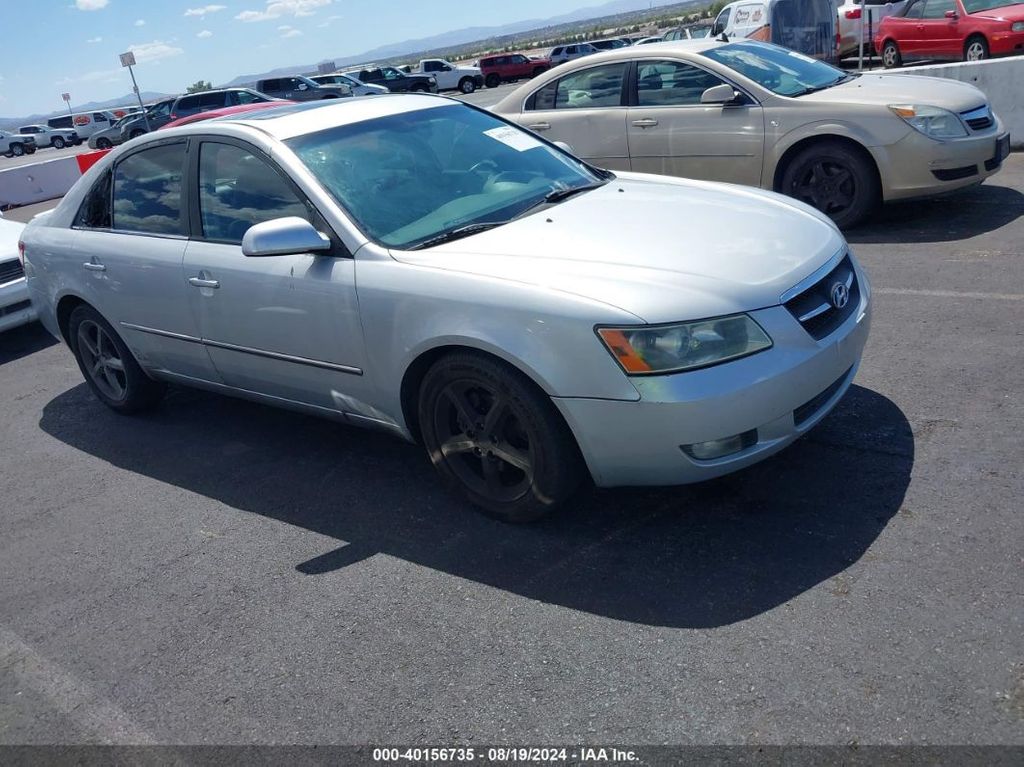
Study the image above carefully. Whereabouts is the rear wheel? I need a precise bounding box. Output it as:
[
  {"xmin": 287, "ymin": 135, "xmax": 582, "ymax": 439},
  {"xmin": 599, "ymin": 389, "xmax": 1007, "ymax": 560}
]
[
  {"xmin": 780, "ymin": 141, "xmax": 879, "ymax": 229},
  {"xmin": 68, "ymin": 305, "xmax": 166, "ymax": 414},
  {"xmin": 459, "ymin": 77, "xmax": 476, "ymax": 94},
  {"xmin": 882, "ymin": 40, "xmax": 902, "ymax": 68},
  {"xmin": 964, "ymin": 35, "xmax": 988, "ymax": 61},
  {"xmin": 485, "ymin": 73, "xmax": 501, "ymax": 89},
  {"xmin": 418, "ymin": 352, "xmax": 583, "ymax": 522},
  {"xmin": 10, "ymin": 143, "xmax": 24, "ymax": 156},
  {"xmin": 129, "ymin": 129, "xmax": 145, "ymax": 139},
  {"xmin": 52, "ymin": 136, "xmax": 66, "ymax": 149}
]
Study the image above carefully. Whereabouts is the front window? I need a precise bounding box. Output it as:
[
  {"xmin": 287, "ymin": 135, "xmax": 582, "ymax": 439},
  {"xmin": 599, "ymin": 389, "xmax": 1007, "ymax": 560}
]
[
  {"xmin": 636, "ymin": 61, "xmax": 728, "ymax": 106},
  {"xmin": 382, "ymin": 67, "xmax": 406, "ymax": 80},
  {"xmin": 286, "ymin": 104, "xmax": 605, "ymax": 250},
  {"xmin": 701, "ymin": 41, "xmax": 852, "ymax": 97},
  {"xmin": 922, "ymin": 0, "xmax": 956, "ymax": 17},
  {"xmin": 532, "ymin": 63, "xmax": 627, "ymax": 110}
]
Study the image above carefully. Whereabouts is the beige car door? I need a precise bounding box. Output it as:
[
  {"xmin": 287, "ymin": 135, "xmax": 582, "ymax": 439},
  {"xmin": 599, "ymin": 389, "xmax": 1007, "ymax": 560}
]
[
  {"xmin": 626, "ymin": 58, "xmax": 765, "ymax": 186},
  {"xmin": 514, "ymin": 62, "xmax": 631, "ymax": 172}
]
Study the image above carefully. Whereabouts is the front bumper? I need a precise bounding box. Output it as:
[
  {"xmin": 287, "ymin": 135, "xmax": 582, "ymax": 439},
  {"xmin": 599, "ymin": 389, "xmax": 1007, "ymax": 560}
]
[
  {"xmin": 872, "ymin": 118, "xmax": 1010, "ymax": 201},
  {"xmin": 0, "ymin": 277, "xmax": 37, "ymax": 333},
  {"xmin": 553, "ymin": 261, "xmax": 872, "ymax": 487}
]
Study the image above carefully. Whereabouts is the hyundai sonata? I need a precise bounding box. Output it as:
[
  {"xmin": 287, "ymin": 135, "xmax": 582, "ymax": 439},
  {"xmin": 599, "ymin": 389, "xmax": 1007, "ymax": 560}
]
[{"xmin": 22, "ymin": 96, "xmax": 870, "ymax": 521}]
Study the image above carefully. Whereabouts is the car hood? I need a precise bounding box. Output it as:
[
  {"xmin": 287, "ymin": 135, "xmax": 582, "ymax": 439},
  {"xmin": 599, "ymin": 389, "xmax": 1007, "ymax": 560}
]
[
  {"xmin": 0, "ymin": 217, "xmax": 25, "ymax": 260},
  {"xmin": 392, "ymin": 174, "xmax": 845, "ymax": 323},
  {"xmin": 801, "ymin": 73, "xmax": 988, "ymax": 112}
]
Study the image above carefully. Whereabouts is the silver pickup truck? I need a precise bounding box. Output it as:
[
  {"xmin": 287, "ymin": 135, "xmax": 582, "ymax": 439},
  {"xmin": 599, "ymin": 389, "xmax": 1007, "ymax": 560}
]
[{"xmin": 0, "ymin": 129, "xmax": 37, "ymax": 158}]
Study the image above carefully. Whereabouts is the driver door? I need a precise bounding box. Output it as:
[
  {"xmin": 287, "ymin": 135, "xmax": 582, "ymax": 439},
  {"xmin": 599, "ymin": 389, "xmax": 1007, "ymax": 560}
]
[
  {"xmin": 182, "ymin": 138, "xmax": 370, "ymax": 411},
  {"xmin": 626, "ymin": 59, "xmax": 764, "ymax": 185}
]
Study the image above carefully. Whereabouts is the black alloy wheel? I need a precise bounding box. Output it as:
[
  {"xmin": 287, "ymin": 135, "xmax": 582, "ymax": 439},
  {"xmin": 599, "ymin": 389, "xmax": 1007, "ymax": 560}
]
[
  {"xmin": 781, "ymin": 141, "xmax": 878, "ymax": 229},
  {"xmin": 418, "ymin": 352, "xmax": 583, "ymax": 522}
]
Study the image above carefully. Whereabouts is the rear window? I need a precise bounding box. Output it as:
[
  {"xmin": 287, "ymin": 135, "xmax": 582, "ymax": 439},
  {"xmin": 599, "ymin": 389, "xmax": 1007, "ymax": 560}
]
[{"xmin": 48, "ymin": 116, "xmax": 73, "ymax": 129}]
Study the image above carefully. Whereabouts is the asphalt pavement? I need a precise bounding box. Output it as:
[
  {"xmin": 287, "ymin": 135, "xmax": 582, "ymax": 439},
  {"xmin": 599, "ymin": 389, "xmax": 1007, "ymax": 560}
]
[
  {"xmin": 0, "ymin": 157, "xmax": 1022, "ymax": 746},
  {"xmin": 0, "ymin": 142, "xmax": 97, "ymax": 170}
]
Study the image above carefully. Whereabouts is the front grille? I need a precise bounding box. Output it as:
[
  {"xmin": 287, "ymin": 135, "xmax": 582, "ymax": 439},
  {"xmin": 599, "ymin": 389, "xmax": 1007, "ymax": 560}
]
[
  {"xmin": 961, "ymin": 105, "xmax": 993, "ymax": 131},
  {"xmin": 794, "ymin": 367, "xmax": 852, "ymax": 427},
  {"xmin": 0, "ymin": 258, "xmax": 25, "ymax": 285},
  {"xmin": 783, "ymin": 255, "xmax": 859, "ymax": 340}
]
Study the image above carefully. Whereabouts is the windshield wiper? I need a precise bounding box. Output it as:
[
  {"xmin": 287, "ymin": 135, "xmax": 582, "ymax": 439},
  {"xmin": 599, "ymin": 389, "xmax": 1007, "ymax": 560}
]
[
  {"xmin": 792, "ymin": 74, "xmax": 857, "ymax": 97},
  {"xmin": 409, "ymin": 222, "xmax": 503, "ymax": 250},
  {"xmin": 513, "ymin": 181, "xmax": 608, "ymax": 220}
]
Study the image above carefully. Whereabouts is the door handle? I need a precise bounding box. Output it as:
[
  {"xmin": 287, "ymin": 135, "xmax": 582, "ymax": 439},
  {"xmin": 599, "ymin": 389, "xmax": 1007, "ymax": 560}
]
[
  {"xmin": 188, "ymin": 276, "xmax": 220, "ymax": 289},
  {"xmin": 526, "ymin": 122, "xmax": 551, "ymax": 131},
  {"xmin": 632, "ymin": 118, "xmax": 659, "ymax": 128},
  {"xmin": 83, "ymin": 262, "xmax": 106, "ymax": 272}
]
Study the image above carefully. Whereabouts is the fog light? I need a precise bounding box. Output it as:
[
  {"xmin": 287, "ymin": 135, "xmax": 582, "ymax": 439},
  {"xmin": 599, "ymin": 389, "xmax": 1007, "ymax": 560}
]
[{"xmin": 682, "ymin": 430, "xmax": 757, "ymax": 461}]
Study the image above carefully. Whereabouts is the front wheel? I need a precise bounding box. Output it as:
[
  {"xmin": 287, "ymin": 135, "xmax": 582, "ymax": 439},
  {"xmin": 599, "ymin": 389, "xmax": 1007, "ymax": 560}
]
[
  {"xmin": 95, "ymin": 137, "xmax": 112, "ymax": 150},
  {"xmin": 882, "ymin": 40, "xmax": 902, "ymax": 68},
  {"xmin": 418, "ymin": 352, "xmax": 584, "ymax": 522},
  {"xmin": 52, "ymin": 136, "xmax": 66, "ymax": 149},
  {"xmin": 129, "ymin": 129, "xmax": 145, "ymax": 139},
  {"xmin": 459, "ymin": 77, "xmax": 476, "ymax": 94},
  {"xmin": 68, "ymin": 305, "xmax": 166, "ymax": 414},
  {"xmin": 780, "ymin": 141, "xmax": 879, "ymax": 229},
  {"xmin": 964, "ymin": 35, "xmax": 988, "ymax": 61},
  {"xmin": 10, "ymin": 143, "xmax": 25, "ymax": 156}
]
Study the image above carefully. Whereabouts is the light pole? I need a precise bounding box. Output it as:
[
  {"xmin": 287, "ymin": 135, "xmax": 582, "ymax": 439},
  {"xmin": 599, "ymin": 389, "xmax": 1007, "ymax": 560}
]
[
  {"xmin": 119, "ymin": 51, "xmax": 151, "ymax": 132},
  {"xmin": 61, "ymin": 92, "xmax": 73, "ymax": 122}
]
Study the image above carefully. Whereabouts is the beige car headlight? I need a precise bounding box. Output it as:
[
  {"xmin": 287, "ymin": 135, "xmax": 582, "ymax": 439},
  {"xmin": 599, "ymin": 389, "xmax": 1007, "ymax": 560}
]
[
  {"xmin": 597, "ymin": 315, "xmax": 772, "ymax": 375},
  {"xmin": 889, "ymin": 104, "xmax": 968, "ymax": 139}
]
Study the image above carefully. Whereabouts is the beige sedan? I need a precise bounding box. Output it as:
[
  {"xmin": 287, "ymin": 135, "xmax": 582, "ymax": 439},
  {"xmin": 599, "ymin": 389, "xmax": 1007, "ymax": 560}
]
[{"xmin": 492, "ymin": 39, "xmax": 1010, "ymax": 227}]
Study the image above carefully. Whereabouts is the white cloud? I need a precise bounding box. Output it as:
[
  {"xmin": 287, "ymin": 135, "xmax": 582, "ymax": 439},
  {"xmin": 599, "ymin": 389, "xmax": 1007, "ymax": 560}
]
[
  {"xmin": 128, "ymin": 40, "xmax": 185, "ymax": 63},
  {"xmin": 317, "ymin": 13, "xmax": 341, "ymax": 27},
  {"xmin": 197, "ymin": 29, "xmax": 213, "ymax": 38},
  {"xmin": 184, "ymin": 4, "xmax": 226, "ymax": 16},
  {"xmin": 278, "ymin": 24, "xmax": 302, "ymax": 37},
  {"xmin": 236, "ymin": 0, "xmax": 331, "ymax": 23},
  {"xmin": 57, "ymin": 68, "xmax": 121, "ymax": 85},
  {"xmin": 86, "ymin": 36, "xmax": 103, "ymax": 43},
  {"xmin": 135, "ymin": 19, "xmax": 145, "ymax": 26},
  {"xmin": 75, "ymin": 0, "xmax": 109, "ymax": 10}
]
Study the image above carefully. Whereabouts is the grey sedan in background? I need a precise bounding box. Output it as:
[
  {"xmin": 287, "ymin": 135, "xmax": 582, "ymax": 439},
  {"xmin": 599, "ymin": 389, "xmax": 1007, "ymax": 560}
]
[{"xmin": 22, "ymin": 96, "xmax": 869, "ymax": 521}]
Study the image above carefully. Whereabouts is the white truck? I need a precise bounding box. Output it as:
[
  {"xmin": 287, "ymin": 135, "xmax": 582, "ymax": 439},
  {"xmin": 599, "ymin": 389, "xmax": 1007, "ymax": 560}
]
[
  {"xmin": 410, "ymin": 59, "xmax": 484, "ymax": 94},
  {"xmin": 0, "ymin": 129, "xmax": 37, "ymax": 158},
  {"xmin": 17, "ymin": 124, "xmax": 82, "ymax": 149}
]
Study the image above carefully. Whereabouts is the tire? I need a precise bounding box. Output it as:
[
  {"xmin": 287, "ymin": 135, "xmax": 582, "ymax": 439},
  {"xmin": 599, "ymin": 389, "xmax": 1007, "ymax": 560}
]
[
  {"xmin": 532, "ymin": 66, "xmax": 548, "ymax": 77},
  {"xmin": 320, "ymin": 94, "xmax": 340, "ymax": 99},
  {"xmin": 96, "ymin": 137, "xmax": 112, "ymax": 150},
  {"xmin": 964, "ymin": 35, "xmax": 988, "ymax": 62},
  {"xmin": 882, "ymin": 40, "xmax": 902, "ymax": 68},
  {"xmin": 68, "ymin": 305, "xmax": 166, "ymax": 414},
  {"xmin": 10, "ymin": 142, "xmax": 24, "ymax": 157},
  {"xmin": 418, "ymin": 352, "xmax": 584, "ymax": 522},
  {"xmin": 129, "ymin": 129, "xmax": 145, "ymax": 139},
  {"xmin": 52, "ymin": 136, "xmax": 66, "ymax": 149},
  {"xmin": 779, "ymin": 140, "xmax": 879, "ymax": 229},
  {"xmin": 25, "ymin": 146, "xmax": 36, "ymax": 154},
  {"xmin": 412, "ymin": 84, "xmax": 429, "ymax": 92},
  {"xmin": 459, "ymin": 77, "xmax": 476, "ymax": 94},
  {"xmin": 485, "ymin": 73, "xmax": 501, "ymax": 89}
]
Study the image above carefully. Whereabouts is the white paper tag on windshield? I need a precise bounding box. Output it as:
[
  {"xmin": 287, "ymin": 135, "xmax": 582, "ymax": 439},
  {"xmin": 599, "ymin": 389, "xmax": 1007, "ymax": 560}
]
[{"xmin": 484, "ymin": 125, "xmax": 543, "ymax": 152}]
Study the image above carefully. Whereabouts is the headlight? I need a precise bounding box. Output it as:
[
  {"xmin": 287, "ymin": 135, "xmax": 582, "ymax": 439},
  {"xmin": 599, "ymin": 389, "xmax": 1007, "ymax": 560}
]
[
  {"xmin": 597, "ymin": 314, "xmax": 772, "ymax": 375},
  {"xmin": 1012, "ymin": 21, "xmax": 1024, "ymax": 31},
  {"xmin": 889, "ymin": 104, "xmax": 968, "ymax": 139}
]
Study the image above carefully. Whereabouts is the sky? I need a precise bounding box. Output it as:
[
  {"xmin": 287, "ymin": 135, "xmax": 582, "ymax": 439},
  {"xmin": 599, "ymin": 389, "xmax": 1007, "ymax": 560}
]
[{"xmin": 0, "ymin": 0, "xmax": 613, "ymax": 117}]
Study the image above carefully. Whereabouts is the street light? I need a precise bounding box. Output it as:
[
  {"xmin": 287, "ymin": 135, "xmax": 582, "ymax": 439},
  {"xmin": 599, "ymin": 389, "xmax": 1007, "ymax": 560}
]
[{"xmin": 119, "ymin": 50, "xmax": 151, "ymax": 132}]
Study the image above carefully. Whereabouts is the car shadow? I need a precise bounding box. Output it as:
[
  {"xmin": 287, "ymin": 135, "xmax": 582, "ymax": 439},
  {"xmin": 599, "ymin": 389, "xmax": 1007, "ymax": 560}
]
[
  {"xmin": 39, "ymin": 382, "xmax": 913, "ymax": 628},
  {"xmin": 847, "ymin": 180, "xmax": 1023, "ymax": 245},
  {"xmin": 0, "ymin": 322, "xmax": 58, "ymax": 365}
]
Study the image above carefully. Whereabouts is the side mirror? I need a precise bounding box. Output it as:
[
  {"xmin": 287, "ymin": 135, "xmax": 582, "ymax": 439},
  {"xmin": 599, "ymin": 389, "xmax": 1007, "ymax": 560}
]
[
  {"xmin": 241, "ymin": 217, "xmax": 332, "ymax": 257},
  {"xmin": 944, "ymin": 9, "xmax": 958, "ymax": 17},
  {"xmin": 298, "ymin": 83, "xmax": 308, "ymax": 91},
  {"xmin": 701, "ymin": 83, "xmax": 741, "ymax": 105},
  {"xmin": 553, "ymin": 140, "xmax": 575, "ymax": 154}
]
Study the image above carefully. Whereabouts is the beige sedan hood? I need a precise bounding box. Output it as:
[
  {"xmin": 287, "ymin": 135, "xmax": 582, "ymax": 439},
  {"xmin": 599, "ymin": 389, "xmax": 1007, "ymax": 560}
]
[{"xmin": 800, "ymin": 74, "xmax": 987, "ymax": 112}]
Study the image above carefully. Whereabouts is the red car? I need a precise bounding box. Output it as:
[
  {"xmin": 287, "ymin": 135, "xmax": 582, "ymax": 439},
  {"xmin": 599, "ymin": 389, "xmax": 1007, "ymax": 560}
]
[
  {"xmin": 478, "ymin": 53, "xmax": 551, "ymax": 89},
  {"xmin": 876, "ymin": 0, "xmax": 1024, "ymax": 67},
  {"xmin": 159, "ymin": 101, "xmax": 294, "ymax": 130}
]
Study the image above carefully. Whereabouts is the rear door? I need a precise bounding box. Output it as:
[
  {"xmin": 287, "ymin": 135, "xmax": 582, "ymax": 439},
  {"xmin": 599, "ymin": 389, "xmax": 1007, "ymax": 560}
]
[
  {"xmin": 515, "ymin": 61, "xmax": 631, "ymax": 171},
  {"xmin": 626, "ymin": 58, "xmax": 764, "ymax": 185}
]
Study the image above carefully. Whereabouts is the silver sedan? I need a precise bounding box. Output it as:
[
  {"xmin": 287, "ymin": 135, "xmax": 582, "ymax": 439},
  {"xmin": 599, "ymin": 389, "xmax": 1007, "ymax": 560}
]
[{"xmin": 22, "ymin": 95, "xmax": 870, "ymax": 521}]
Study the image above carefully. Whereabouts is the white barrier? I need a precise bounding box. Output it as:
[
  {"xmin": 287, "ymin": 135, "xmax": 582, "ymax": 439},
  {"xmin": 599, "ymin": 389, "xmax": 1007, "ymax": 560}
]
[
  {"xmin": 0, "ymin": 155, "xmax": 82, "ymax": 208},
  {"xmin": 888, "ymin": 58, "xmax": 1024, "ymax": 149}
]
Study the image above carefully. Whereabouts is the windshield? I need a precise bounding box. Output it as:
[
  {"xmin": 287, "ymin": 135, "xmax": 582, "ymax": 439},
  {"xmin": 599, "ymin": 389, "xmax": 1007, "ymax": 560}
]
[
  {"xmin": 962, "ymin": 0, "xmax": 1020, "ymax": 10},
  {"xmin": 701, "ymin": 41, "xmax": 851, "ymax": 97},
  {"xmin": 287, "ymin": 103, "xmax": 604, "ymax": 250}
]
